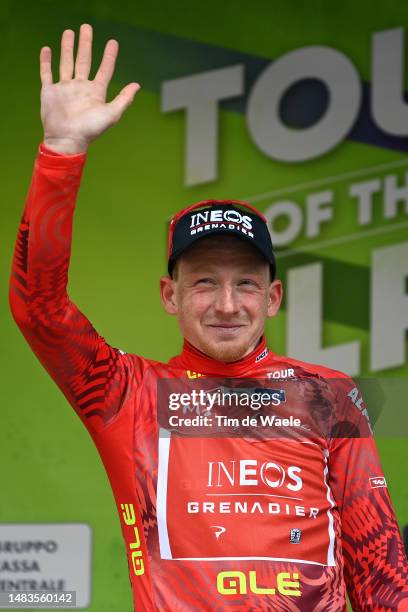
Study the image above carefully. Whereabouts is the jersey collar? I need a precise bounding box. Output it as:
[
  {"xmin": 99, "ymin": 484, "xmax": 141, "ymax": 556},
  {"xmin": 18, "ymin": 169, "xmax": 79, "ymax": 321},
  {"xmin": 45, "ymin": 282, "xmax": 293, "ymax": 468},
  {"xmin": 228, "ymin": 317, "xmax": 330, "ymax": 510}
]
[{"xmin": 168, "ymin": 334, "xmax": 272, "ymax": 377}]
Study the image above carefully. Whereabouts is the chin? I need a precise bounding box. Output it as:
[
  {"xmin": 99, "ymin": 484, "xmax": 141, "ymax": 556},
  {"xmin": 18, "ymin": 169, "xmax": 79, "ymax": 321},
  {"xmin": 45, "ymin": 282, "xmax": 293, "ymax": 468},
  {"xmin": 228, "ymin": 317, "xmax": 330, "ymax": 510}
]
[{"xmin": 198, "ymin": 338, "xmax": 250, "ymax": 363}]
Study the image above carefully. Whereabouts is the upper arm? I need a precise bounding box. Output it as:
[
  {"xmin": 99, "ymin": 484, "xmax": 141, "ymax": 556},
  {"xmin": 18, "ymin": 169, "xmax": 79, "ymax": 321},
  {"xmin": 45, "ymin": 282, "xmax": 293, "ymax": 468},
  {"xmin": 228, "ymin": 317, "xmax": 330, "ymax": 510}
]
[{"xmin": 9, "ymin": 145, "xmax": 146, "ymax": 434}]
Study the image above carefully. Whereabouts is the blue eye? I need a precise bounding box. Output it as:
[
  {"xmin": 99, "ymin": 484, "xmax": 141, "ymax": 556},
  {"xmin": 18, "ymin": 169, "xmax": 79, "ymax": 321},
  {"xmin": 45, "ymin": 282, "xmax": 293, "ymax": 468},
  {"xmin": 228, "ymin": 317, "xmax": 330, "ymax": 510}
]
[{"xmin": 196, "ymin": 278, "xmax": 213, "ymax": 284}]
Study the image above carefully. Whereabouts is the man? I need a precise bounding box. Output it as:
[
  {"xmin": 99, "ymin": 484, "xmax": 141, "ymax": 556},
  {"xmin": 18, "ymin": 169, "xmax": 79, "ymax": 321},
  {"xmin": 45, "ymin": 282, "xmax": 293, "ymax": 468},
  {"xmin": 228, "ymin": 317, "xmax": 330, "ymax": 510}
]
[{"xmin": 9, "ymin": 24, "xmax": 408, "ymax": 611}]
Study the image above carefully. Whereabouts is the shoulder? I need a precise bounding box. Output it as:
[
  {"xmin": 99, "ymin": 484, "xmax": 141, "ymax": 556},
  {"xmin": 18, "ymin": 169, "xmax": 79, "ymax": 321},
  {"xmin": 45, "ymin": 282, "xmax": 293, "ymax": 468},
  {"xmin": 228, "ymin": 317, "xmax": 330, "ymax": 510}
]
[
  {"xmin": 119, "ymin": 350, "xmax": 187, "ymax": 379},
  {"xmin": 269, "ymin": 352, "xmax": 351, "ymax": 381}
]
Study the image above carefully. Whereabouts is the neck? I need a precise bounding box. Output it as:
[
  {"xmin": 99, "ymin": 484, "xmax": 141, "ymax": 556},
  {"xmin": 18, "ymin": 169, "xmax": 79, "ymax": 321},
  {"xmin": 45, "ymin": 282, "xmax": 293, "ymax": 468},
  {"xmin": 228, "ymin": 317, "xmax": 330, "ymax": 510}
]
[
  {"xmin": 168, "ymin": 334, "xmax": 271, "ymax": 377},
  {"xmin": 185, "ymin": 336, "xmax": 263, "ymax": 363}
]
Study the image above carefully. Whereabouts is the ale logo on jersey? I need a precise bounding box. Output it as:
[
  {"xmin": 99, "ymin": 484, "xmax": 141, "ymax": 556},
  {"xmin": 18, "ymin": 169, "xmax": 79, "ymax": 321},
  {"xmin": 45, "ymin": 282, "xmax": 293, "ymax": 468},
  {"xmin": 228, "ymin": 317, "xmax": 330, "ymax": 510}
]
[
  {"xmin": 190, "ymin": 209, "xmax": 254, "ymax": 237},
  {"xmin": 216, "ymin": 570, "xmax": 301, "ymax": 597}
]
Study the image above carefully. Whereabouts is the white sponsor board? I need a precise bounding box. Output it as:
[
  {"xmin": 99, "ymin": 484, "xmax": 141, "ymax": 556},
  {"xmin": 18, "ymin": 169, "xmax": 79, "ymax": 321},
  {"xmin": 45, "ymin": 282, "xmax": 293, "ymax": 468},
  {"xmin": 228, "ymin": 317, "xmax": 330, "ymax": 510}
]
[{"xmin": 0, "ymin": 524, "xmax": 91, "ymax": 608}]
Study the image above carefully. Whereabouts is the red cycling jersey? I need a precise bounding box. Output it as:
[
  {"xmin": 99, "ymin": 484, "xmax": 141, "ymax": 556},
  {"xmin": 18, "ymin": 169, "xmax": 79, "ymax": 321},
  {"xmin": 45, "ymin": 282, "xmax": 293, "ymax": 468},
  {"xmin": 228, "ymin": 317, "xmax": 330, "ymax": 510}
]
[{"xmin": 9, "ymin": 144, "xmax": 408, "ymax": 611}]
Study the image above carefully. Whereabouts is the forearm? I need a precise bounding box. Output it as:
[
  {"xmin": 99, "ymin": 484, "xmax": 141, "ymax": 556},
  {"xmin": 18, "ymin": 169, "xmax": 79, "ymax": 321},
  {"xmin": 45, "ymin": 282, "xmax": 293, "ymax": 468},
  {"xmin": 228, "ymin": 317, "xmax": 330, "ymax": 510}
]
[
  {"xmin": 330, "ymin": 435, "xmax": 408, "ymax": 610},
  {"xmin": 9, "ymin": 143, "xmax": 86, "ymax": 328}
]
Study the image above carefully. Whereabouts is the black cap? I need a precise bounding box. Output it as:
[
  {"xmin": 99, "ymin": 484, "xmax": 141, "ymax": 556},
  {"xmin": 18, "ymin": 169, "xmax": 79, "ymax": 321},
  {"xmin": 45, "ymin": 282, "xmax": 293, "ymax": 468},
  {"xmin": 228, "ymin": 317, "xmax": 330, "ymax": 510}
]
[{"xmin": 167, "ymin": 200, "xmax": 276, "ymax": 279}]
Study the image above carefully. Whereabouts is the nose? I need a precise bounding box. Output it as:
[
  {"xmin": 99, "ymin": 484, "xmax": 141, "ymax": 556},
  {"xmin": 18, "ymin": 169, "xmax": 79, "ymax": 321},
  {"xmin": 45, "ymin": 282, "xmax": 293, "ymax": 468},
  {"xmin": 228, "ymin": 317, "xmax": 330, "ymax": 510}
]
[{"xmin": 214, "ymin": 284, "xmax": 240, "ymax": 316}]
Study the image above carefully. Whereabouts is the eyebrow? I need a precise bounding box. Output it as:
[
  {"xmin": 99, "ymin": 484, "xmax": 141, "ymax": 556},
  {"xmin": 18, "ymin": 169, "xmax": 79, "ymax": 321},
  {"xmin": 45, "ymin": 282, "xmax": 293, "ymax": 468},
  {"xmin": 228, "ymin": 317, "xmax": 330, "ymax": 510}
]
[{"xmin": 183, "ymin": 266, "xmax": 267, "ymax": 278}]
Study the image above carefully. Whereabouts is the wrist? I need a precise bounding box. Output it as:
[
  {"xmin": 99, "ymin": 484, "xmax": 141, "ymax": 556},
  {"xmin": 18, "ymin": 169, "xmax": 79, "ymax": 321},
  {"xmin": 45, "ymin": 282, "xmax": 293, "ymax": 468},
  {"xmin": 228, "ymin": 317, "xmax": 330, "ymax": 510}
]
[{"xmin": 43, "ymin": 137, "xmax": 88, "ymax": 155}]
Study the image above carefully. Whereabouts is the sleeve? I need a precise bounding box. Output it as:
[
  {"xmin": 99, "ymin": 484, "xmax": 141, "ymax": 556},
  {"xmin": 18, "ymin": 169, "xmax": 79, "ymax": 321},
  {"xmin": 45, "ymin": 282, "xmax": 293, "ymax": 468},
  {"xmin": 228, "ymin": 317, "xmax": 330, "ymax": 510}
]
[
  {"xmin": 9, "ymin": 143, "xmax": 145, "ymax": 434},
  {"xmin": 328, "ymin": 379, "xmax": 408, "ymax": 611}
]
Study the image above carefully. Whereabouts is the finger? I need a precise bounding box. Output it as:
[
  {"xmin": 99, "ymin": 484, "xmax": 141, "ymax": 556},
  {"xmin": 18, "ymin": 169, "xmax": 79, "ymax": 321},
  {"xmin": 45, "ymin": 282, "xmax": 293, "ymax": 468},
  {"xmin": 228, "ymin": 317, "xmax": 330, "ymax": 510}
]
[
  {"xmin": 40, "ymin": 46, "xmax": 53, "ymax": 86},
  {"xmin": 59, "ymin": 29, "xmax": 75, "ymax": 81},
  {"xmin": 108, "ymin": 82, "xmax": 141, "ymax": 122},
  {"xmin": 94, "ymin": 39, "xmax": 119, "ymax": 89},
  {"xmin": 74, "ymin": 23, "xmax": 93, "ymax": 79}
]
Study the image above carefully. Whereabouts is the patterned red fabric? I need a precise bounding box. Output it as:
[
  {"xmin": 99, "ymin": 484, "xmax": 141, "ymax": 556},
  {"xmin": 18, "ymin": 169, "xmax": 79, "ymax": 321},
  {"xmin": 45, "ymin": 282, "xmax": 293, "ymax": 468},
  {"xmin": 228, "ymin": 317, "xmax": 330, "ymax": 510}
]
[{"xmin": 9, "ymin": 145, "xmax": 408, "ymax": 611}]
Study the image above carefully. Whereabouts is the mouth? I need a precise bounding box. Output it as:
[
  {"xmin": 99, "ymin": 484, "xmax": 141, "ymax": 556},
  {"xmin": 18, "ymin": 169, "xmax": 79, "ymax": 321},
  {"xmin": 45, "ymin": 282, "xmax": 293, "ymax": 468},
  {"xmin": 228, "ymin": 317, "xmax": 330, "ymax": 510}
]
[{"xmin": 206, "ymin": 324, "xmax": 245, "ymax": 333}]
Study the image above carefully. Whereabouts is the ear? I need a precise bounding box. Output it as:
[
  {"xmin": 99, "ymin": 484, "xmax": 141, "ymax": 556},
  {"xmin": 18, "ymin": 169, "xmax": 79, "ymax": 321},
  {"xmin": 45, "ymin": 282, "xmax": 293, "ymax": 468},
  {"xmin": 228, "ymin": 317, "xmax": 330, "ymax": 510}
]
[
  {"xmin": 267, "ymin": 279, "xmax": 283, "ymax": 318},
  {"xmin": 160, "ymin": 275, "xmax": 178, "ymax": 315}
]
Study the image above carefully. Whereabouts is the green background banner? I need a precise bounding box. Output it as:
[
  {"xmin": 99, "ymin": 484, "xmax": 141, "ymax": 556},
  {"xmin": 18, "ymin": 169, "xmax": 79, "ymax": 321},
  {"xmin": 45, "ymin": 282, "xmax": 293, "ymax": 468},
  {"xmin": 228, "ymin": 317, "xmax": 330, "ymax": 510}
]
[{"xmin": 1, "ymin": 1, "xmax": 407, "ymax": 609}]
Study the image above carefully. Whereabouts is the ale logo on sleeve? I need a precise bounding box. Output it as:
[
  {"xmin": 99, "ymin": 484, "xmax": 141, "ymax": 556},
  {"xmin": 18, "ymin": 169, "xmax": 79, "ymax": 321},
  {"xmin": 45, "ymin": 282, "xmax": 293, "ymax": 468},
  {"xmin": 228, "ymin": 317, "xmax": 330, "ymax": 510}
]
[{"xmin": 157, "ymin": 434, "xmax": 337, "ymax": 565}]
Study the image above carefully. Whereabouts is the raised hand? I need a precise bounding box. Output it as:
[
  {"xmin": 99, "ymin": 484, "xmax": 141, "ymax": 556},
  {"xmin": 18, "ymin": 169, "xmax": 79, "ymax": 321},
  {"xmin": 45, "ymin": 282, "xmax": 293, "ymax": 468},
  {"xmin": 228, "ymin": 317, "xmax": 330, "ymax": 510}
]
[{"xmin": 40, "ymin": 24, "xmax": 141, "ymax": 154}]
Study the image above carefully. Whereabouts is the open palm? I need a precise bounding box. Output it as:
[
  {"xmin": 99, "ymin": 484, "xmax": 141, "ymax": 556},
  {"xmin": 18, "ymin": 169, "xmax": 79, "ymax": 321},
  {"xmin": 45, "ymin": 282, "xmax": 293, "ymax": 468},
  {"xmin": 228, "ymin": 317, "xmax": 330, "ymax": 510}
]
[{"xmin": 40, "ymin": 24, "xmax": 140, "ymax": 153}]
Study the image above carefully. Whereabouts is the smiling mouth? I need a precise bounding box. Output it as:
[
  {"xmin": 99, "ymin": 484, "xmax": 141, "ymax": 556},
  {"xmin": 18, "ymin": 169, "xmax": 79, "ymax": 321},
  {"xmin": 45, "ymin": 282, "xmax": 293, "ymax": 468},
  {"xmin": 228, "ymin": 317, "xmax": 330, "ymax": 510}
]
[{"xmin": 207, "ymin": 324, "xmax": 245, "ymax": 330}]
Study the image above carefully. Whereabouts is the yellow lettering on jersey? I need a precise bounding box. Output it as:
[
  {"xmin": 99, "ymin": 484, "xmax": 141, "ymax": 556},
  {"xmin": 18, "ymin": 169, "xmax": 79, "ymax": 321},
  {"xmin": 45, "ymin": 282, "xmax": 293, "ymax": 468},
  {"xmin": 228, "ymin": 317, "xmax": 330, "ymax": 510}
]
[
  {"xmin": 186, "ymin": 370, "xmax": 205, "ymax": 379},
  {"xmin": 217, "ymin": 570, "xmax": 301, "ymax": 597},
  {"xmin": 277, "ymin": 572, "xmax": 301, "ymax": 596},
  {"xmin": 217, "ymin": 571, "xmax": 247, "ymax": 594},
  {"xmin": 249, "ymin": 570, "xmax": 276, "ymax": 594},
  {"xmin": 120, "ymin": 502, "xmax": 145, "ymax": 577}
]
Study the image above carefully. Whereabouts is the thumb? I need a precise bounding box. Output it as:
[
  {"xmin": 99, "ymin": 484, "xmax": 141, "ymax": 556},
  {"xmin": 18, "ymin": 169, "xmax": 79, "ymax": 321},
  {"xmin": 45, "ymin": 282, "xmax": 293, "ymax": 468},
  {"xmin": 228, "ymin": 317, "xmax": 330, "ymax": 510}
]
[{"xmin": 109, "ymin": 82, "xmax": 141, "ymax": 122}]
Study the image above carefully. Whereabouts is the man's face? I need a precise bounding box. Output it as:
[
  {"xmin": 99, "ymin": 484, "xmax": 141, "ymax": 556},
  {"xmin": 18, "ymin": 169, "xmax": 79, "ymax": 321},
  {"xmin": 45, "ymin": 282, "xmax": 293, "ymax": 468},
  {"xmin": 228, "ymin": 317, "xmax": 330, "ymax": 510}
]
[{"xmin": 160, "ymin": 235, "xmax": 282, "ymax": 362}]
